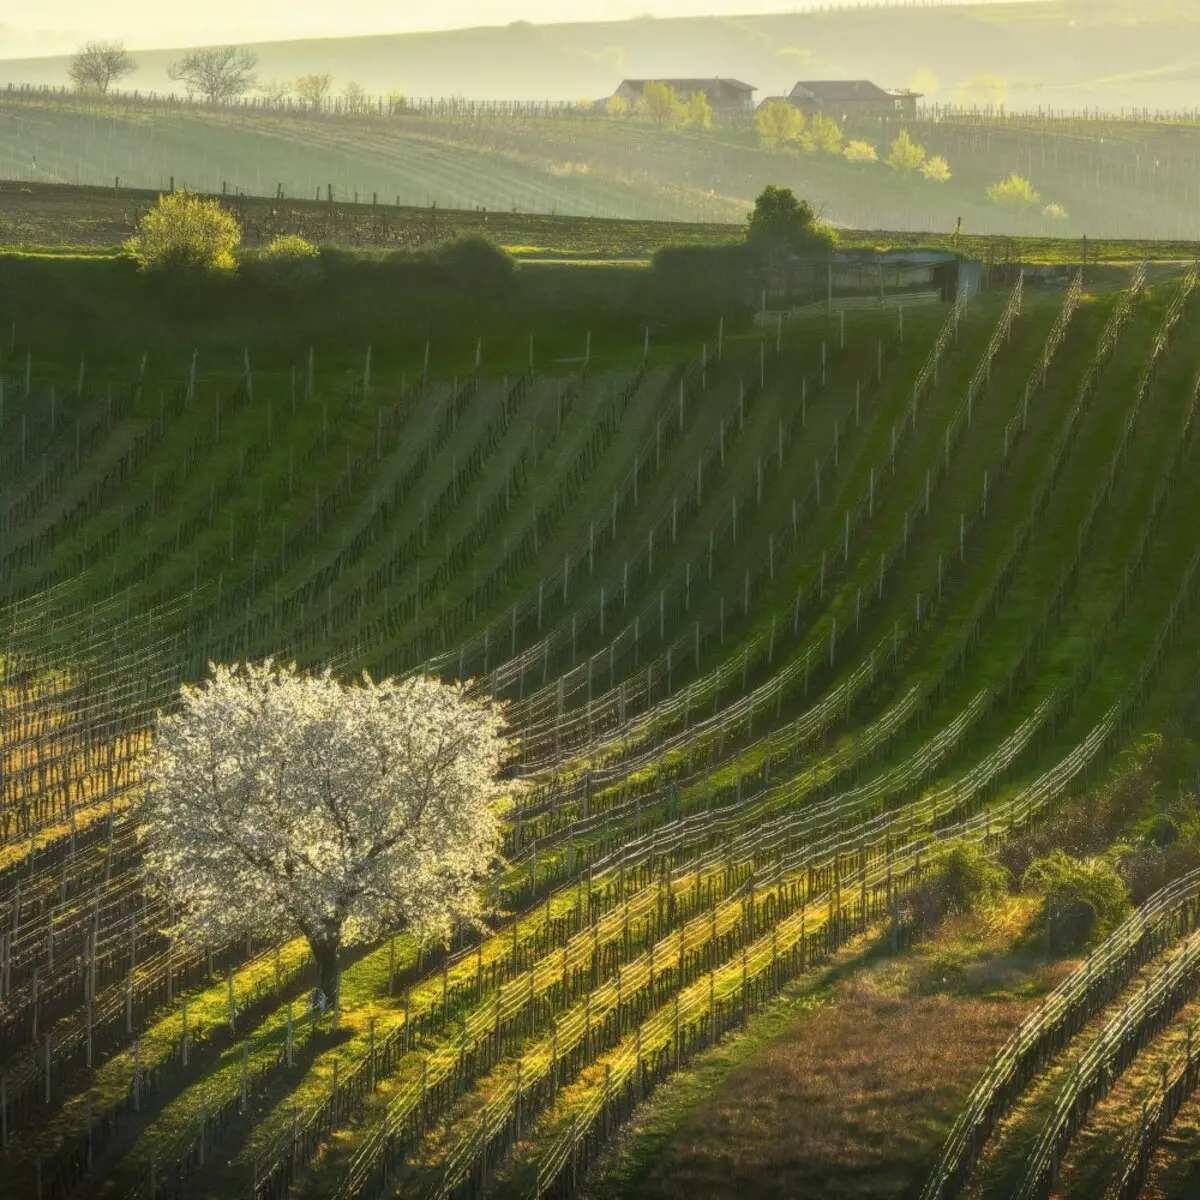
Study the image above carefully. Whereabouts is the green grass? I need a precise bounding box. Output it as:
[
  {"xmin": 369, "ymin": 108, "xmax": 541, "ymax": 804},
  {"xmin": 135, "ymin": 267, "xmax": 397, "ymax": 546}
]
[{"xmin": 3, "ymin": 177, "xmax": 1199, "ymax": 265}]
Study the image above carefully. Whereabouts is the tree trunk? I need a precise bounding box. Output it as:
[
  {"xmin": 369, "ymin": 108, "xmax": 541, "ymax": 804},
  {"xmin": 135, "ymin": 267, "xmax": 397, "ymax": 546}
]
[{"xmin": 309, "ymin": 936, "xmax": 341, "ymax": 1008}]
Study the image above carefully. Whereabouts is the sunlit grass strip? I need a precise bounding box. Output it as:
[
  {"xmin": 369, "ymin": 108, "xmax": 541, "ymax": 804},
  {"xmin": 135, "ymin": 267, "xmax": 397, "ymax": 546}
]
[{"xmin": 7, "ymin": 934, "xmax": 313, "ymax": 1180}]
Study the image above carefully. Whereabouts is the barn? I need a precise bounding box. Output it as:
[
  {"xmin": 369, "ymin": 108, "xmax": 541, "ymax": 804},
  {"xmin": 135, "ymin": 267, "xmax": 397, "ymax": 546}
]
[{"xmin": 785, "ymin": 80, "xmax": 922, "ymax": 121}]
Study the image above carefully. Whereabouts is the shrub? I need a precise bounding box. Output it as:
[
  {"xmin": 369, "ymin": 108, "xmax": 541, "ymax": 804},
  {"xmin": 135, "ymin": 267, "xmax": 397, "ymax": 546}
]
[
  {"xmin": 243, "ymin": 234, "xmax": 323, "ymax": 286},
  {"xmin": 941, "ymin": 843, "xmax": 1011, "ymax": 915},
  {"xmin": 886, "ymin": 129, "xmax": 927, "ymax": 176},
  {"xmin": 988, "ymin": 173, "xmax": 1041, "ymax": 208},
  {"xmin": 843, "ymin": 140, "xmax": 878, "ymax": 166},
  {"xmin": 423, "ymin": 235, "xmax": 517, "ymax": 291},
  {"xmin": 126, "ymin": 190, "xmax": 241, "ymax": 274},
  {"xmin": 1022, "ymin": 849, "xmax": 1131, "ymax": 953},
  {"xmin": 314, "ymin": 236, "xmax": 517, "ymax": 314},
  {"xmin": 265, "ymin": 234, "xmax": 319, "ymax": 258},
  {"xmin": 650, "ymin": 242, "xmax": 755, "ymax": 320},
  {"xmin": 922, "ymin": 155, "xmax": 952, "ymax": 183}
]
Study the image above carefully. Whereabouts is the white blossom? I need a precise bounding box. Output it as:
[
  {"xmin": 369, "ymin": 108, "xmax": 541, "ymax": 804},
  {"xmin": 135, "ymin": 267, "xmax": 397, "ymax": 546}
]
[{"xmin": 141, "ymin": 660, "xmax": 512, "ymax": 995}]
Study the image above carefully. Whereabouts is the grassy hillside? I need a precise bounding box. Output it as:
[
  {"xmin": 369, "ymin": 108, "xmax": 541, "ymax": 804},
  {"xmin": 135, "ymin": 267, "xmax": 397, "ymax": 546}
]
[
  {"xmin": 4, "ymin": 179, "xmax": 1199, "ymax": 265},
  {"xmin": 4, "ymin": 248, "xmax": 1200, "ymax": 1200},
  {"xmin": 1, "ymin": 1, "xmax": 1197, "ymax": 111},
  {"xmin": 2, "ymin": 92, "xmax": 1200, "ymax": 237}
]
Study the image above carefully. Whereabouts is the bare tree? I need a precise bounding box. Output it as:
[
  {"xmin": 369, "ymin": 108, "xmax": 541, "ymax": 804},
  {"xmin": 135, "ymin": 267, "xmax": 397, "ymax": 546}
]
[
  {"xmin": 168, "ymin": 46, "xmax": 258, "ymax": 104},
  {"xmin": 257, "ymin": 78, "xmax": 291, "ymax": 105},
  {"xmin": 293, "ymin": 72, "xmax": 333, "ymax": 110},
  {"xmin": 342, "ymin": 80, "xmax": 367, "ymax": 115},
  {"xmin": 68, "ymin": 40, "xmax": 136, "ymax": 96}
]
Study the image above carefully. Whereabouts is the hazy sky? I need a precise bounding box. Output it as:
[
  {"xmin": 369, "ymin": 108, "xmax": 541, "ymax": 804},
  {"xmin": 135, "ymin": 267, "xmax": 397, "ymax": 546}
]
[{"xmin": 3, "ymin": 0, "xmax": 1010, "ymax": 55}]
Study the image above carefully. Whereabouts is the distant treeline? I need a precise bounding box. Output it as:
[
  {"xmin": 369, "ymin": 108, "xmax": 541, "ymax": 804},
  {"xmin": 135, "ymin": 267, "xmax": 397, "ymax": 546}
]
[{"xmin": 4, "ymin": 82, "xmax": 1200, "ymax": 126}]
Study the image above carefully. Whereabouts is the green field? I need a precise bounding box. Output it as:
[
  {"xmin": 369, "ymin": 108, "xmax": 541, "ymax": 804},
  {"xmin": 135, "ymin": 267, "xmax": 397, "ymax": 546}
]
[
  {"xmin": 2, "ymin": 84, "xmax": 1200, "ymax": 238},
  {"xmin": 4, "ymin": 237, "xmax": 1200, "ymax": 1200},
  {"xmin": 3, "ymin": 178, "xmax": 1199, "ymax": 272}
]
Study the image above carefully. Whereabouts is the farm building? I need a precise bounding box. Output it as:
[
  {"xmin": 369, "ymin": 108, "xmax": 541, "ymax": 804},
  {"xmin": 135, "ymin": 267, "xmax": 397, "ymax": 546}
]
[
  {"xmin": 785, "ymin": 80, "xmax": 921, "ymax": 120},
  {"xmin": 758, "ymin": 249, "xmax": 971, "ymax": 310},
  {"xmin": 830, "ymin": 249, "xmax": 967, "ymax": 301},
  {"xmin": 611, "ymin": 78, "xmax": 757, "ymax": 116}
]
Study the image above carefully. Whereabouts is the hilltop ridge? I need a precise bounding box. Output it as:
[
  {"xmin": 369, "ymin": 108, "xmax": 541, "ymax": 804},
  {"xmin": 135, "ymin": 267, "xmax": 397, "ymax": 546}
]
[{"xmin": 0, "ymin": 1, "xmax": 1196, "ymax": 112}]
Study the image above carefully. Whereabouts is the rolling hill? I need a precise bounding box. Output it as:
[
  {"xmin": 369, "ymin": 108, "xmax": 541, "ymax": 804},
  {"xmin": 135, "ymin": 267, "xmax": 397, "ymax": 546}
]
[
  {"xmin": 3, "ymin": 242, "xmax": 1200, "ymax": 1199},
  {"xmin": 0, "ymin": 1, "xmax": 1197, "ymax": 112}
]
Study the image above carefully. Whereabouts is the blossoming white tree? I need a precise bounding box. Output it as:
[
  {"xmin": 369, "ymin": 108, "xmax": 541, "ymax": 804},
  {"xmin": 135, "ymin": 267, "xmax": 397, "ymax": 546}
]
[{"xmin": 142, "ymin": 661, "xmax": 511, "ymax": 1001}]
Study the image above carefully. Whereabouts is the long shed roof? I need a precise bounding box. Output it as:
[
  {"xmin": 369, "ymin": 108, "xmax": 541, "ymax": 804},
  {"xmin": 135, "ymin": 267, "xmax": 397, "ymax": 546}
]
[
  {"xmin": 790, "ymin": 80, "xmax": 900, "ymax": 101},
  {"xmin": 621, "ymin": 78, "xmax": 756, "ymax": 93}
]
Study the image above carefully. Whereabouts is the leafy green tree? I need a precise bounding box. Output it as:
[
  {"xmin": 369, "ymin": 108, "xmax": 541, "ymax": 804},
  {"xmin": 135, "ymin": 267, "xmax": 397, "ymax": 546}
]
[
  {"xmin": 68, "ymin": 40, "xmax": 136, "ymax": 95},
  {"xmin": 745, "ymin": 185, "xmax": 836, "ymax": 258},
  {"xmin": 126, "ymin": 190, "xmax": 241, "ymax": 274},
  {"xmin": 803, "ymin": 111, "xmax": 843, "ymax": 156},
  {"xmin": 1043, "ymin": 202, "xmax": 1069, "ymax": 221},
  {"xmin": 988, "ymin": 173, "xmax": 1041, "ymax": 207},
  {"xmin": 843, "ymin": 139, "xmax": 878, "ymax": 166},
  {"xmin": 605, "ymin": 93, "xmax": 629, "ymax": 118},
  {"xmin": 922, "ymin": 154, "xmax": 952, "ymax": 182},
  {"xmin": 886, "ymin": 129, "xmax": 927, "ymax": 176},
  {"xmin": 685, "ymin": 91, "xmax": 714, "ymax": 131},
  {"xmin": 168, "ymin": 46, "xmax": 258, "ymax": 104},
  {"xmin": 744, "ymin": 186, "xmax": 835, "ymax": 302},
  {"xmin": 755, "ymin": 100, "xmax": 805, "ymax": 150},
  {"xmin": 638, "ymin": 81, "xmax": 685, "ymax": 128}
]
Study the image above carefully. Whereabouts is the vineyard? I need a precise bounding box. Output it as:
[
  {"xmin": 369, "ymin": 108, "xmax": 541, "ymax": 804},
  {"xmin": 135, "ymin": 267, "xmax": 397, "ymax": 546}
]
[
  {"xmin": 4, "ymin": 89, "xmax": 1200, "ymax": 240},
  {"xmin": 5, "ymin": 255, "xmax": 1200, "ymax": 1200}
]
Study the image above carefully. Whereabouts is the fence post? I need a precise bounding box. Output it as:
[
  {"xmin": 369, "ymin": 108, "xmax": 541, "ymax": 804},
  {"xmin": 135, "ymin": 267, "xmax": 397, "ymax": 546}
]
[{"xmin": 369, "ymin": 1018, "xmax": 377, "ymax": 1092}]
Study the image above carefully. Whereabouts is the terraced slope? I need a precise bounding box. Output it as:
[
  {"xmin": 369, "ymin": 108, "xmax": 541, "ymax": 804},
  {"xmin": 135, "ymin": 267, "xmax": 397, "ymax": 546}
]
[{"xmin": 3, "ymin": 268, "xmax": 1200, "ymax": 1200}]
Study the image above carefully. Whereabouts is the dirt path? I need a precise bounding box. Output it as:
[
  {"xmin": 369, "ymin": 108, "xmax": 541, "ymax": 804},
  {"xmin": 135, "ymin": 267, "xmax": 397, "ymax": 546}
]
[{"xmin": 583, "ymin": 902, "xmax": 1067, "ymax": 1200}]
